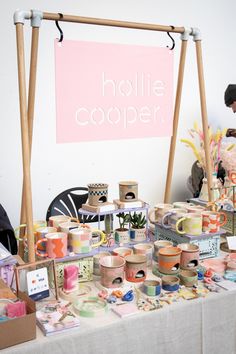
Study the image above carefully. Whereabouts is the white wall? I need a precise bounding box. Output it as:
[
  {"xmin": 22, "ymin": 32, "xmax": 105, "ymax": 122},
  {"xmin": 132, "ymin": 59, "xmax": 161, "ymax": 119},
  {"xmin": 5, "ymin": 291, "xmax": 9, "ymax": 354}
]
[{"xmin": 0, "ymin": 0, "xmax": 236, "ymax": 227}]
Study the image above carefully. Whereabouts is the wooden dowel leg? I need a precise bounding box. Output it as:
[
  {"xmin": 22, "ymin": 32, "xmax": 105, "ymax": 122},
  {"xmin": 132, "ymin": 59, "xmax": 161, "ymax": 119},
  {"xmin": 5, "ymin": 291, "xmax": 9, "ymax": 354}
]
[
  {"xmin": 164, "ymin": 40, "xmax": 188, "ymax": 203},
  {"xmin": 19, "ymin": 27, "xmax": 40, "ymax": 259},
  {"xmin": 195, "ymin": 40, "xmax": 213, "ymax": 201},
  {"xmin": 15, "ymin": 23, "xmax": 35, "ymax": 263}
]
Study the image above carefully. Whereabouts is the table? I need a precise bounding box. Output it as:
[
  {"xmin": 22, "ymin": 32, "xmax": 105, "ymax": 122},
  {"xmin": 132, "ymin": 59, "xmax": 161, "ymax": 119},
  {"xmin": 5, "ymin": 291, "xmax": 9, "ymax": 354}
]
[{"xmin": 2, "ymin": 281, "xmax": 236, "ymax": 354}]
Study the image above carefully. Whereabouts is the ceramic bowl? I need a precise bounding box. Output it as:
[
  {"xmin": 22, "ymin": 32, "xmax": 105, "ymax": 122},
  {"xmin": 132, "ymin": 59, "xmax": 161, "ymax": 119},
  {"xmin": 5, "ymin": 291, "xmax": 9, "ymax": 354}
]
[{"xmin": 179, "ymin": 269, "xmax": 198, "ymax": 287}]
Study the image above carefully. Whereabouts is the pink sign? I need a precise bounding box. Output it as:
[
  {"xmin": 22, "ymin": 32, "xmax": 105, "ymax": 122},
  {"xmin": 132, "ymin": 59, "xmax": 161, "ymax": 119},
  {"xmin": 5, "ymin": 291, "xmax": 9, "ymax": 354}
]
[{"xmin": 55, "ymin": 40, "xmax": 173, "ymax": 143}]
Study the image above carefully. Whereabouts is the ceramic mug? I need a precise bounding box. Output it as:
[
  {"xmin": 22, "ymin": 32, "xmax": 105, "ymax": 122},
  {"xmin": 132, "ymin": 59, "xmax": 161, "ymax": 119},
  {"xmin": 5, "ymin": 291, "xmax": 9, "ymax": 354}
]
[
  {"xmin": 35, "ymin": 232, "xmax": 68, "ymax": 258},
  {"xmin": 201, "ymin": 210, "xmax": 227, "ymax": 233},
  {"xmin": 69, "ymin": 228, "xmax": 106, "ymax": 253},
  {"xmin": 148, "ymin": 203, "xmax": 173, "ymax": 224},
  {"xmin": 48, "ymin": 215, "xmax": 72, "ymax": 229},
  {"xmin": 133, "ymin": 243, "xmax": 153, "ymax": 266},
  {"xmin": 34, "ymin": 226, "xmax": 57, "ymax": 251},
  {"xmin": 161, "ymin": 208, "xmax": 187, "ymax": 230},
  {"xmin": 173, "ymin": 202, "xmax": 194, "ymax": 209},
  {"xmin": 185, "ymin": 205, "xmax": 206, "ymax": 213},
  {"xmin": 176, "ymin": 213, "xmax": 202, "ymax": 235}
]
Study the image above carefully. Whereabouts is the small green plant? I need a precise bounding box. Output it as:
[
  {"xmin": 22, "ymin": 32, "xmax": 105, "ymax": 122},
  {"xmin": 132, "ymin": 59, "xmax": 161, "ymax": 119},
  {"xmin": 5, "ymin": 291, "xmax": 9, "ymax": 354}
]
[
  {"xmin": 116, "ymin": 212, "xmax": 130, "ymax": 230},
  {"xmin": 130, "ymin": 212, "xmax": 146, "ymax": 229}
]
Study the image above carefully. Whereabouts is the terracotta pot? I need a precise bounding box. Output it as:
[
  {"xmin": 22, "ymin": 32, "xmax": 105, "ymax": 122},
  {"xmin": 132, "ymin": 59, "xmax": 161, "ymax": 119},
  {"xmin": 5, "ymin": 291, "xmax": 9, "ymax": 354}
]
[
  {"xmin": 99, "ymin": 256, "xmax": 125, "ymax": 288},
  {"xmin": 87, "ymin": 183, "xmax": 108, "ymax": 206},
  {"xmin": 119, "ymin": 181, "xmax": 138, "ymax": 202},
  {"xmin": 125, "ymin": 254, "xmax": 147, "ymax": 282},
  {"xmin": 158, "ymin": 246, "xmax": 182, "ymax": 274},
  {"xmin": 178, "ymin": 243, "xmax": 199, "ymax": 270}
]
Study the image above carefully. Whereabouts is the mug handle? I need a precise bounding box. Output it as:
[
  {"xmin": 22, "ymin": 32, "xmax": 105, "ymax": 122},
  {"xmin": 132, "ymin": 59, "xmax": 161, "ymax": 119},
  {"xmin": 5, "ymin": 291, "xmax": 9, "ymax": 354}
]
[
  {"xmin": 91, "ymin": 230, "xmax": 106, "ymax": 248},
  {"xmin": 148, "ymin": 209, "xmax": 156, "ymax": 223},
  {"xmin": 161, "ymin": 212, "xmax": 173, "ymax": 229},
  {"xmin": 218, "ymin": 212, "xmax": 227, "ymax": 227},
  {"xmin": 35, "ymin": 238, "xmax": 48, "ymax": 257},
  {"xmin": 175, "ymin": 217, "xmax": 186, "ymax": 234}
]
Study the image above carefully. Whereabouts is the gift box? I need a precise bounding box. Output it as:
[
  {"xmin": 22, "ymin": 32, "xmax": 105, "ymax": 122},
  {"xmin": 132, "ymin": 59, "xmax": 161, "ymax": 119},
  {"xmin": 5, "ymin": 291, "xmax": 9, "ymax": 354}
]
[{"xmin": 0, "ymin": 279, "xmax": 36, "ymax": 349}]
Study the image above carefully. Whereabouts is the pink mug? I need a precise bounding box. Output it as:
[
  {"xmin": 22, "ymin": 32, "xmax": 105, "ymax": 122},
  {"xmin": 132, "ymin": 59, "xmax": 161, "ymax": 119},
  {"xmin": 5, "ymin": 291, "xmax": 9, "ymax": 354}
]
[
  {"xmin": 35, "ymin": 232, "xmax": 68, "ymax": 258},
  {"xmin": 202, "ymin": 210, "xmax": 227, "ymax": 233}
]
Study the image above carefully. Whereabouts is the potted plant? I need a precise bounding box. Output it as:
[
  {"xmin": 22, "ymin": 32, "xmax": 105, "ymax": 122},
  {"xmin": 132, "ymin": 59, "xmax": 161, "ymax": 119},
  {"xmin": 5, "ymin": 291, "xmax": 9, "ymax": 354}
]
[
  {"xmin": 114, "ymin": 212, "xmax": 131, "ymax": 244},
  {"xmin": 130, "ymin": 212, "xmax": 147, "ymax": 242}
]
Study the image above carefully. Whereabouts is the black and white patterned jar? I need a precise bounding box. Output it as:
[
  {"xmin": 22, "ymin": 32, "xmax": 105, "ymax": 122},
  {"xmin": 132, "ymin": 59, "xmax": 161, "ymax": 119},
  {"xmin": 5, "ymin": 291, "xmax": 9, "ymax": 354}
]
[{"xmin": 88, "ymin": 183, "xmax": 108, "ymax": 206}]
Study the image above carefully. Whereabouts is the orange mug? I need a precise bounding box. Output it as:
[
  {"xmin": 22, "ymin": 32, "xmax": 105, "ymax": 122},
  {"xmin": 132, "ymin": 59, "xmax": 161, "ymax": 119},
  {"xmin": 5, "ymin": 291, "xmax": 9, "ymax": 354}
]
[{"xmin": 35, "ymin": 232, "xmax": 68, "ymax": 258}]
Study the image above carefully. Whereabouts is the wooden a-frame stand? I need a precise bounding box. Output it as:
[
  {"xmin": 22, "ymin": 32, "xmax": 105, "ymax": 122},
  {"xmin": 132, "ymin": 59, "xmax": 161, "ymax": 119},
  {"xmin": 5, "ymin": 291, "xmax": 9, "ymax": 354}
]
[{"xmin": 14, "ymin": 10, "xmax": 213, "ymax": 263}]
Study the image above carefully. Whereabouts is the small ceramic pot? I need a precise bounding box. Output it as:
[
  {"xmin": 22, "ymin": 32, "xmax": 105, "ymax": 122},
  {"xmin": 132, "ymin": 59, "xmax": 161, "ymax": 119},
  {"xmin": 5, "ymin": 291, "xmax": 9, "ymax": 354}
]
[
  {"xmin": 125, "ymin": 254, "xmax": 147, "ymax": 282},
  {"xmin": 143, "ymin": 280, "xmax": 161, "ymax": 296},
  {"xmin": 158, "ymin": 246, "xmax": 182, "ymax": 274},
  {"xmin": 119, "ymin": 181, "xmax": 138, "ymax": 202},
  {"xmin": 161, "ymin": 275, "xmax": 180, "ymax": 291},
  {"xmin": 133, "ymin": 243, "xmax": 153, "ymax": 266},
  {"xmin": 99, "ymin": 256, "xmax": 125, "ymax": 288},
  {"xmin": 178, "ymin": 243, "xmax": 199, "ymax": 270},
  {"xmin": 114, "ymin": 229, "xmax": 130, "ymax": 244},
  {"xmin": 112, "ymin": 247, "xmax": 133, "ymax": 258},
  {"xmin": 153, "ymin": 240, "xmax": 173, "ymax": 262},
  {"xmin": 88, "ymin": 183, "xmax": 108, "ymax": 206},
  {"xmin": 129, "ymin": 228, "xmax": 146, "ymax": 242},
  {"xmin": 179, "ymin": 270, "xmax": 198, "ymax": 287},
  {"xmin": 93, "ymin": 252, "xmax": 111, "ymax": 275}
]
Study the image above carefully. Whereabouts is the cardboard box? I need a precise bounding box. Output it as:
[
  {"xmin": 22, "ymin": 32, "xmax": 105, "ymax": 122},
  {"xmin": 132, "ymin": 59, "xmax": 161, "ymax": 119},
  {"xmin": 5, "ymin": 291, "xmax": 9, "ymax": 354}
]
[{"xmin": 0, "ymin": 279, "xmax": 36, "ymax": 350}]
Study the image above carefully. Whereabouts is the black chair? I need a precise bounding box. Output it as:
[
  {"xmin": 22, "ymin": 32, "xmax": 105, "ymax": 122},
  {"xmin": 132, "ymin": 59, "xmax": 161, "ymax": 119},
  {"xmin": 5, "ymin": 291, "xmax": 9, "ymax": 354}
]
[{"xmin": 46, "ymin": 187, "xmax": 103, "ymax": 224}]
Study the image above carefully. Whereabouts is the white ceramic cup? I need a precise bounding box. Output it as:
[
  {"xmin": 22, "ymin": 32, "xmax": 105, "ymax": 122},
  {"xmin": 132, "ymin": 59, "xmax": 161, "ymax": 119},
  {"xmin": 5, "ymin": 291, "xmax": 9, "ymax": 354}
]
[{"xmin": 148, "ymin": 203, "xmax": 173, "ymax": 224}]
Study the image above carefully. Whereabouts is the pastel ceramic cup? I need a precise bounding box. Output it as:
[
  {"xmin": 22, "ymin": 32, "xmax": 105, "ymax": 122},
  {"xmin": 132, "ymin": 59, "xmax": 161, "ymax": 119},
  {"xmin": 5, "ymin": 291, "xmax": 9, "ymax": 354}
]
[
  {"xmin": 112, "ymin": 247, "xmax": 133, "ymax": 258},
  {"xmin": 153, "ymin": 240, "xmax": 173, "ymax": 262},
  {"xmin": 173, "ymin": 202, "xmax": 194, "ymax": 209},
  {"xmin": 35, "ymin": 226, "xmax": 57, "ymax": 251},
  {"xmin": 201, "ymin": 210, "xmax": 227, "ymax": 233},
  {"xmin": 35, "ymin": 232, "xmax": 68, "ymax": 258},
  {"xmin": 179, "ymin": 270, "xmax": 198, "ymax": 287},
  {"xmin": 93, "ymin": 252, "xmax": 111, "ymax": 276},
  {"xmin": 125, "ymin": 254, "xmax": 147, "ymax": 282},
  {"xmin": 59, "ymin": 221, "xmax": 82, "ymax": 234},
  {"xmin": 178, "ymin": 243, "xmax": 199, "ymax": 270},
  {"xmin": 161, "ymin": 275, "xmax": 180, "ymax": 291},
  {"xmin": 143, "ymin": 280, "xmax": 161, "ymax": 296},
  {"xmin": 48, "ymin": 215, "xmax": 72, "ymax": 229},
  {"xmin": 185, "ymin": 205, "xmax": 205, "ymax": 213},
  {"xmin": 148, "ymin": 203, "xmax": 173, "ymax": 224},
  {"xmin": 99, "ymin": 256, "xmax": 125, "ymax": 288},
  {"xmin": 161, "ymin": 208, "xmax": 187, "ymax": 230},
  {"xmin": 133, "ymin": 243, "xmax": 153, "ymax": 266},
  {"xmin": 176, "ymin": 213, "xmax": 202, "ymax": 235},
  {"xmin": 158, "ymin": 246, "xmax": 182, "ymax": 274},
  {"xmin": 69, "ymin": 228, "xmax": 106, "ymax": 254}
]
